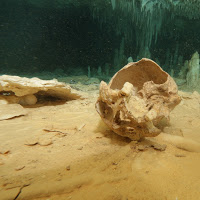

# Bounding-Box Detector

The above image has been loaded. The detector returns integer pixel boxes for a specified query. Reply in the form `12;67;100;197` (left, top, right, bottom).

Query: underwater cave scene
1;1;200;200
1;0;200;82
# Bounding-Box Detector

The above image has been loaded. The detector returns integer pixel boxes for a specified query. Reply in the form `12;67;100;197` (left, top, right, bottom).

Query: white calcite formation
96;58;181;141
186;51;199;87
0;75;83;105
178;60;189;79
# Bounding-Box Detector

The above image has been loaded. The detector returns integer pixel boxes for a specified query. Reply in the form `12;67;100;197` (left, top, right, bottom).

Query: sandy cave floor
0;87;200;200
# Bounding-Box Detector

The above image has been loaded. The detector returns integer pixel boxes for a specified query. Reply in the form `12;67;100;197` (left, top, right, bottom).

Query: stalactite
111;0;116;10
173;44;179;66
91;0;200;65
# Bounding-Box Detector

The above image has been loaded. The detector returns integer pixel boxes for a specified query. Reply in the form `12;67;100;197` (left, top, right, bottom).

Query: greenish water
1;0;200;81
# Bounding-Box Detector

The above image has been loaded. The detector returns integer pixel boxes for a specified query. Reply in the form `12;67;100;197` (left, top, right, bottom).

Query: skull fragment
96;58;181;140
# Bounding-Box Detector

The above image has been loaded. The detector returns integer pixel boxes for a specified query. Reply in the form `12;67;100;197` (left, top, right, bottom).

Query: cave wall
0;0;200;78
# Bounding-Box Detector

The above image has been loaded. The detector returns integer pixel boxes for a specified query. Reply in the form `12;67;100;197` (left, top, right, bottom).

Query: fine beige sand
0;85;200;200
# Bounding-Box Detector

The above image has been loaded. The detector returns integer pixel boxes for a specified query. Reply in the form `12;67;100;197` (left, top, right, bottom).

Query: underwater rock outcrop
96;58;181;141
0;75;83;105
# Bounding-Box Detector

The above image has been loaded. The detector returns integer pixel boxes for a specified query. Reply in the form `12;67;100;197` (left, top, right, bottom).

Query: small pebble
152;143;167;151
66;165;71;171
112;162;118;165
77;146;83;150
137;145;147;151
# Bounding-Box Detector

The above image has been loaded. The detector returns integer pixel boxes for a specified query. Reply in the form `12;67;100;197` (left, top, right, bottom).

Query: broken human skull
96;58;181;140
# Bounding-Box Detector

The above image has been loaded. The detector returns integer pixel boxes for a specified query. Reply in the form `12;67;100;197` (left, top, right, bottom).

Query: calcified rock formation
186;52;199;87
0;75;83;105
96;58;181;140
178;60;189;79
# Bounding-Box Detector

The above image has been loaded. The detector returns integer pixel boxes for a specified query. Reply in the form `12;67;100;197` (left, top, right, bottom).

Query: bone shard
96;58;181;141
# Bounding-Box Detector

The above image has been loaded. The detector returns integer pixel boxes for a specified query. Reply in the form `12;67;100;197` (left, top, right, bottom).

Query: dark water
1;0;200;79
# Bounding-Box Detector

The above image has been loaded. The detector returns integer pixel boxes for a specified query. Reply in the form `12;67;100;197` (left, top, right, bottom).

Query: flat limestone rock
96;58;181;140
0;104;27;121
0;147;11;154
0;75;84;105
24;137;39;146
38;137;53;146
